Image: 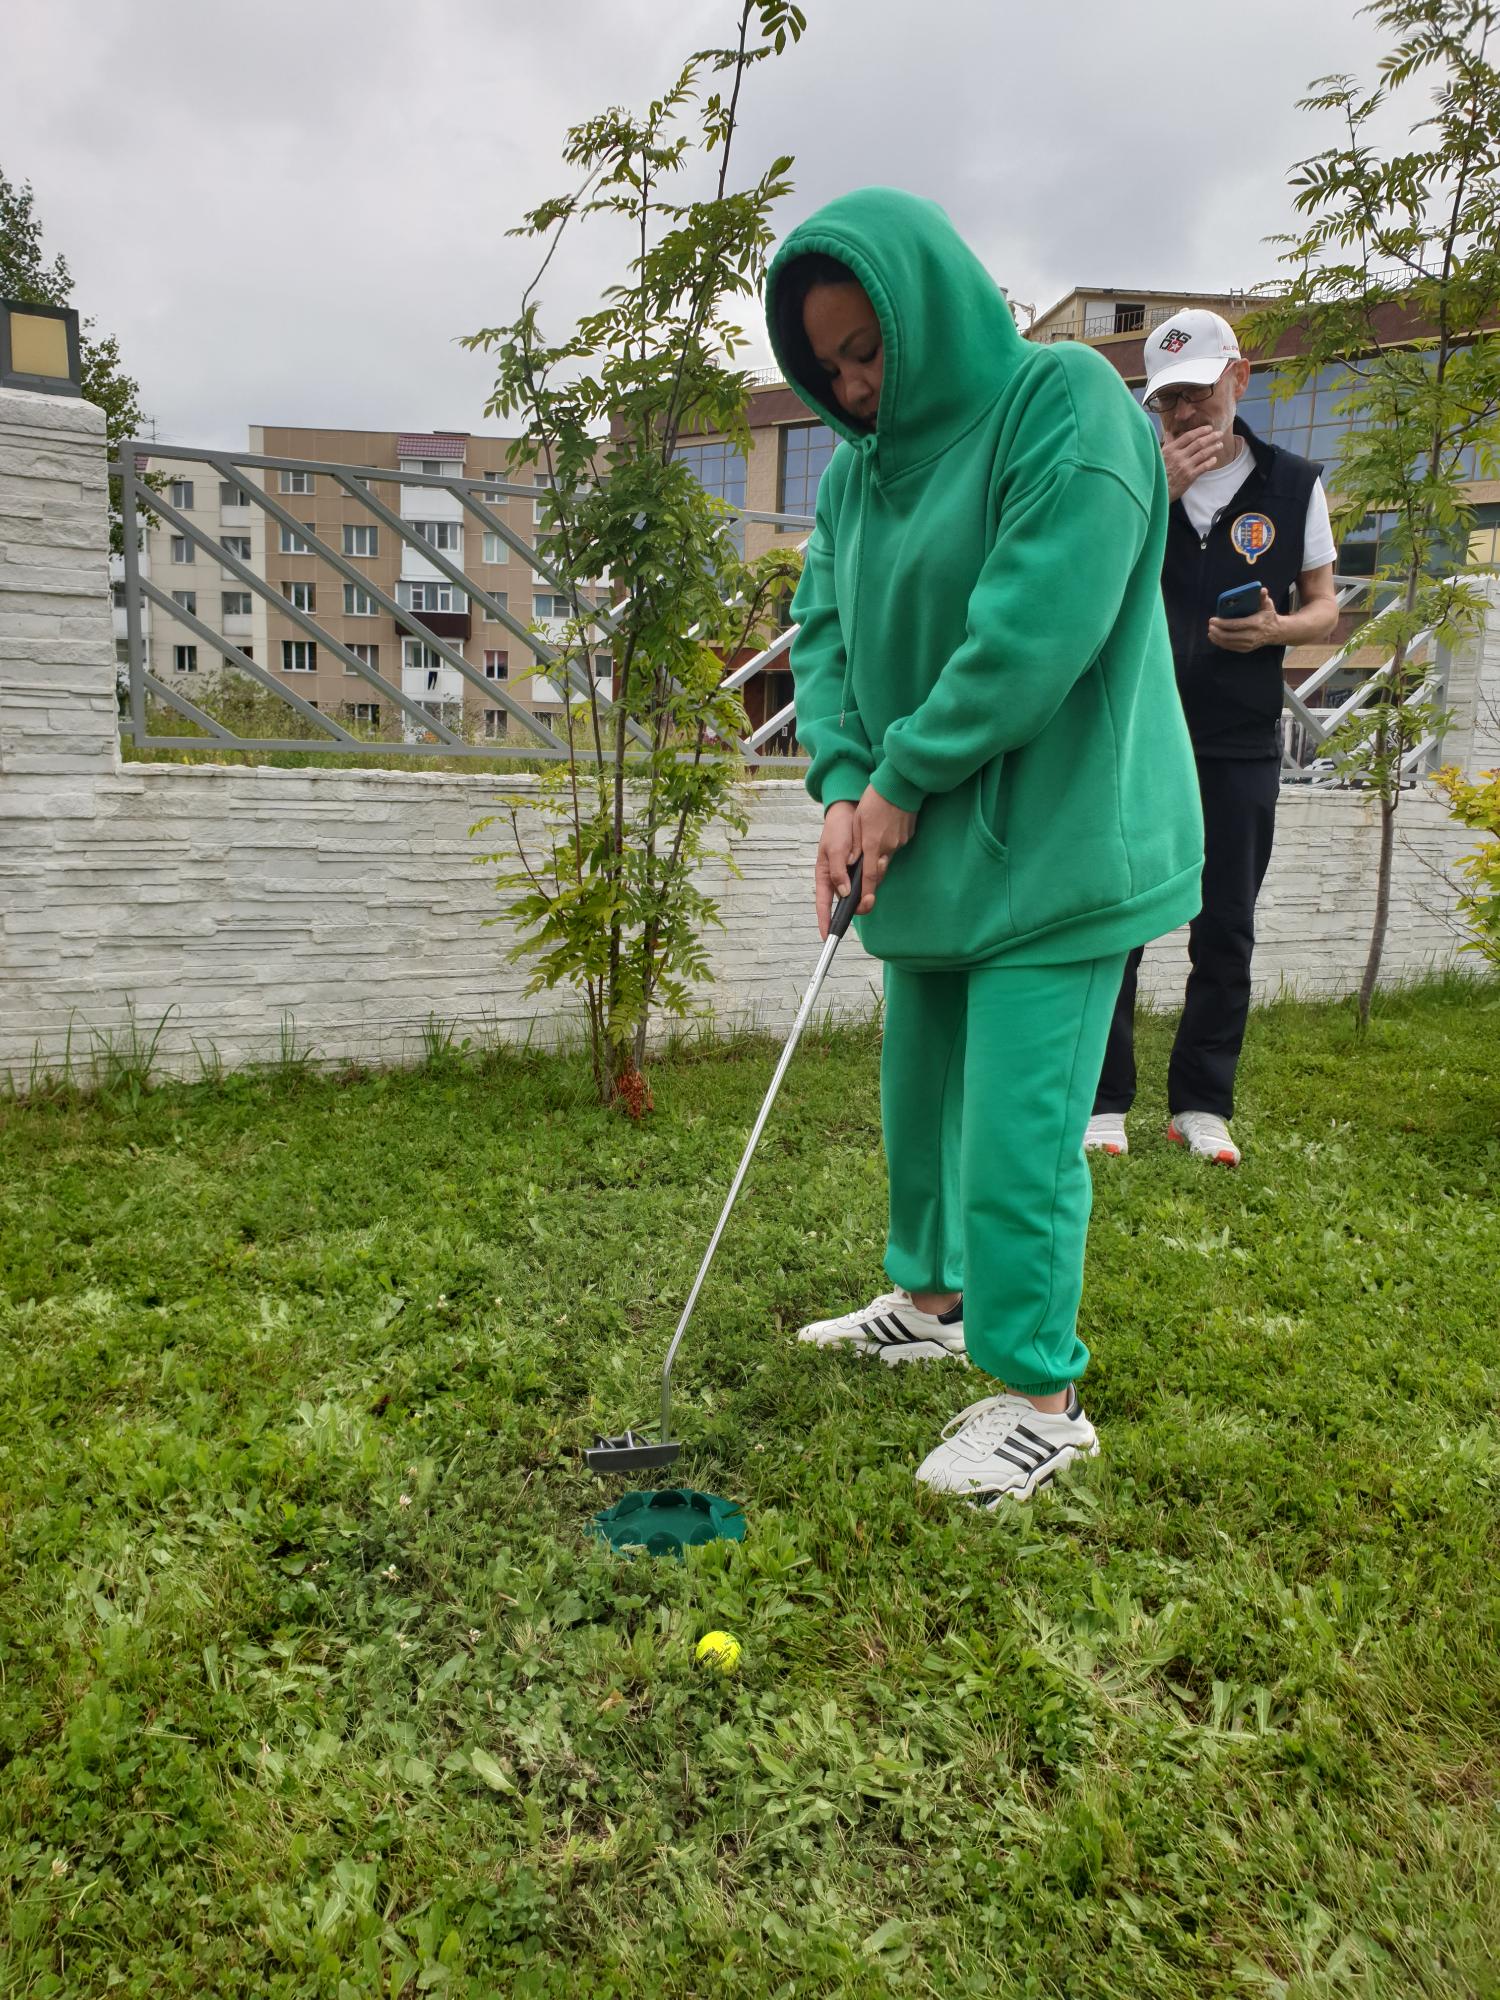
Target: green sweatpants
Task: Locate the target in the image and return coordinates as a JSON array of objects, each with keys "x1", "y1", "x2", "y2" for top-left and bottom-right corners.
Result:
[{"x1": 881, "y1": 954, "x2": 1126, "y2": 1396}]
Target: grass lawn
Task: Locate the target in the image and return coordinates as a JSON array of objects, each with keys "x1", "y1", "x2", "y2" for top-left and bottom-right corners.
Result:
[{"x1": 1, "y1": 978, "x2": 1498, "y2": 1998}]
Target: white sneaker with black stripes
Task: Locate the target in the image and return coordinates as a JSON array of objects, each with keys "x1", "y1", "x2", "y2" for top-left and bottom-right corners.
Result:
[
  {"x1": 795, "y1": 1287, "x2": 968, "y2": 1366},
  {"x1": 915, "y1": 1386, "x2": 1098, "y2": 1506}
]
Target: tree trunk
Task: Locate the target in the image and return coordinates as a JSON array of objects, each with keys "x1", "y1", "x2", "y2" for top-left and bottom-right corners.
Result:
[{"x1": 1357, "y1": 786, "x2": 1398, "y2": 1029}]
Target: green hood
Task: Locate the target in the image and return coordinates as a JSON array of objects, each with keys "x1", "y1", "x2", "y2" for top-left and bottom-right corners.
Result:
[
  {"x1": 767, "y1": 187, "x2": 1024, "y2": 483},
  {"x1": 766, "y1": 188, "x2": 1203, "y2": 971}
]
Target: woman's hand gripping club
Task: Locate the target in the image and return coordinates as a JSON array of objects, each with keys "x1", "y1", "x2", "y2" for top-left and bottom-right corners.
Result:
[{"x1": 816, "y1": 788, "x2": 918, "y2": 939}]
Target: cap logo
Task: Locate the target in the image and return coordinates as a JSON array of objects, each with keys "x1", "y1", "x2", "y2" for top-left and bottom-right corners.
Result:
[
  {"x1": 1230, "y1": 512, "x2": 1275, "y2": 564},
  {"x1": 1159, "y1": 329, "x2": 1191, "y2": 353}
]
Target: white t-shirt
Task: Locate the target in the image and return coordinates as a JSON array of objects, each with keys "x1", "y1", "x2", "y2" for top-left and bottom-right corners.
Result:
[{"x1": 1180, "y1": 441, "x2": 1337, "y2": 570}]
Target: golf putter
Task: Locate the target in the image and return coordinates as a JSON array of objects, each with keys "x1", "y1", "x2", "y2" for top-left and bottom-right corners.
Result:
[{"x1": 585, "y1": 855, "x2": 865, "y2": 1473}]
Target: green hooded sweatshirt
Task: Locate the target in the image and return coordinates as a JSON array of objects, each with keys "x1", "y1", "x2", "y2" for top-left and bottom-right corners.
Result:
[{"x1": 766, "y1": 188, "x2": 1204, "y2": 969}]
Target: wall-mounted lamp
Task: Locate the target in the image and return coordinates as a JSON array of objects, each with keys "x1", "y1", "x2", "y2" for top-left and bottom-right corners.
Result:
[{"x1": 1, "y1": 298, "x2": 83, "y2": 396}]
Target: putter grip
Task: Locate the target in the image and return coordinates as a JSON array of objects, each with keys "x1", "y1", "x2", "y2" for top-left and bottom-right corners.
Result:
[{"x1": 829, "y1": 855, "x2": 864, "y2": 939}]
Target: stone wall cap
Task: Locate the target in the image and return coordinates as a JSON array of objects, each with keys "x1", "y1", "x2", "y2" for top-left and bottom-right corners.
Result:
[{"x1": 0, "y1": 384, "x2": 108, "y2": 439}]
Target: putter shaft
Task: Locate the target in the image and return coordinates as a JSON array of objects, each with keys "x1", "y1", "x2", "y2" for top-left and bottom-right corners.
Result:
[{"x1": 657, "y1": 862, "x2": 862, "y2": 1446}]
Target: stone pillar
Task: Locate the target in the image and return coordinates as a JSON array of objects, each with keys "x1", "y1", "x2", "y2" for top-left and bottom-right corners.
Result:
[
  {"x1": 1, "y1": 388, "x2": 119, "y2": 1075},
  {"x1": 0, "y1": 386, "x2": 118, "y2": 783}
]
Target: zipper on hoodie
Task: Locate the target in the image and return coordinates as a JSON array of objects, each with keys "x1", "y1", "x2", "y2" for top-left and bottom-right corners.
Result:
[{"x1": 1190, "y1": 506, "x2": 1228, "y2": 646}]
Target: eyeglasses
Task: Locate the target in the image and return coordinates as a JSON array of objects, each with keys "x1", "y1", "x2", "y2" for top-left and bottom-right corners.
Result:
[{"x1": 1144, "y1": 382, "x2": 1218, "y2": 415}]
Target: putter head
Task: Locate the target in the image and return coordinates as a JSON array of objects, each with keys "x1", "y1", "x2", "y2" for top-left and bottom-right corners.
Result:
[{"x1": 584, "y1": 1429, "x2": 684, "y2": 1474}]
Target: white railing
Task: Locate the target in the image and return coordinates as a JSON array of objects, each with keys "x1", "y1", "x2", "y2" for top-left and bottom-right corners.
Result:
[{"x1": 1280, "y1": 574, "x2": 1452, "y2": 785}]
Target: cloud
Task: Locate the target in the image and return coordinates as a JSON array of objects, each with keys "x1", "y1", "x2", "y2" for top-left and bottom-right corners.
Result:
[{"x1": 2, "y1": 0, "x2": 1388, "y2": 446}]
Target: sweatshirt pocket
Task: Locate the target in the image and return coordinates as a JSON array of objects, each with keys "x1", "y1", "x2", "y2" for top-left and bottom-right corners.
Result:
[
  {"x1": 973, "y1": 752, "x2": 1009, "y2": 863},
  {"x1": 857, "y1": 767, "x2": 1015, "y2": 965}
]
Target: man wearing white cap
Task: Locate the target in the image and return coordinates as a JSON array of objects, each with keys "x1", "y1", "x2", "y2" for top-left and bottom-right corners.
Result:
[{"x1": 1085, "y1": 308, "x2": 1340, "y2": 1166}]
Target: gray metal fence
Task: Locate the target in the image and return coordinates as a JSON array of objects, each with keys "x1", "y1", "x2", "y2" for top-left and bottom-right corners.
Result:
[
  {"x1": 112, "y1": 441, "x2": 814, "y2": 766},
  {"x1": 111, "y1": 443, "x2": 1448, "y2": 787}
]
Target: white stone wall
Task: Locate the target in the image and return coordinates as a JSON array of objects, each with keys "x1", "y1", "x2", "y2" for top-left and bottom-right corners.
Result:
[{"x1": 1, "y1": 386, "x2": 1494, "y2": 1087}]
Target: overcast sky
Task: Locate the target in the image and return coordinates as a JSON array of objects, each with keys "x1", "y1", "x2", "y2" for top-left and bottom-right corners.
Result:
[{"x1": 3, "y1": 0, "x2": 1391, "y2": 448}]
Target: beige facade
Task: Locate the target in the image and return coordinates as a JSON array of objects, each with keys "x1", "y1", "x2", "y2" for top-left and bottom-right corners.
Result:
[{"x1": 246, "y1": 425, "x2": 614, "y2": 744}]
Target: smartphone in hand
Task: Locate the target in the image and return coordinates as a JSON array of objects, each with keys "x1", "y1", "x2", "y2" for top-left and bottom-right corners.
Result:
[{"x1": 1215, "y1": 582, "x2": 1264, "y2": 619}]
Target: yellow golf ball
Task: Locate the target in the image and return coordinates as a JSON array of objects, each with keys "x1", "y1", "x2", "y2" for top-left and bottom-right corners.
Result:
[{"x1": 695, "y1": 1630, "x2": 742, "y2": 1674}]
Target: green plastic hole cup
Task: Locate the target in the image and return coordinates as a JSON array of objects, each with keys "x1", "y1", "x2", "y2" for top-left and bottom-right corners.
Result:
[{"x1": 590, "y1": 1488, "x2": 746, "y2": 1559}]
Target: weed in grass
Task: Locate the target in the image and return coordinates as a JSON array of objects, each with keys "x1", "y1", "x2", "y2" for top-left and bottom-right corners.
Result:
[
  {"x1": 0, "y1": 978, "x2": 1496, "y2": 1996},
  {"x1": 261, "y1": 1011, "x2": 318, "y2": 1088},
  {"x1": 86, "y1": 1000, "x2": 175, "y2": 1109}
]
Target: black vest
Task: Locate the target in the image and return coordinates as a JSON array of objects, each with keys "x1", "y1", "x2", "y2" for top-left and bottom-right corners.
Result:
[{"x1": 1162, "y1": 420, "x2": 1321, "y2": 759}]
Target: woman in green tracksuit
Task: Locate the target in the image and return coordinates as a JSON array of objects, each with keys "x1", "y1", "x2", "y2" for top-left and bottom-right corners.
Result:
[{"x1": 765, "y1": 189, "x2": 1203, "y2": 1505}]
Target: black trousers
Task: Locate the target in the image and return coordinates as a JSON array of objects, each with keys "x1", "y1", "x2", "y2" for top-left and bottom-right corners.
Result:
[{"x1": 1095, "y1": 755, "x2": 1279, "y2": 1120}]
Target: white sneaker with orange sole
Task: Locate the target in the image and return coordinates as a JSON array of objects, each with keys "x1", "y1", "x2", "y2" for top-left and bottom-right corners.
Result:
[
  {"x1": 1083, "y1": 1113, "x2": 1129, "y2": 1156},
  {"x1": 1167, "y1": 1111, "x2": 1241, "y2": 1167}
]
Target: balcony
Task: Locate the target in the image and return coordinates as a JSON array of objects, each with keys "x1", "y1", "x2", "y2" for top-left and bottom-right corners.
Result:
[
  {"x1": 401, "y1": 663, "x2": 465, "y2": 707},
  {"x1": 407, "y1": 608, "x2": 470, "y2": 641},
  {"x1": 1038, "y1": 304, "x2": 1181, "y2": 344}
]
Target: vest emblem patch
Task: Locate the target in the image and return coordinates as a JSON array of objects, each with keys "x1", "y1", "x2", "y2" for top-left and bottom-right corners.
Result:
[{"x1": 1230, "y1": 512, "x2": 1276, "y2": 564}]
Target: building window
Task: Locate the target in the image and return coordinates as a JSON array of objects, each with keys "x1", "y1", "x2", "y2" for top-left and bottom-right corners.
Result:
[
  {"x1": 778, "y1": 422, "x2": 836, "y2": 518},
  {"x1": 346, "y1": 642, "x2": 380, "y2": 677},
  {"x1": 594, "y1": 653, "x2": 614, "y2": 694},
  {"x1": 533, "y1": 474, "x2": 555, "y2": 526},
  {"x1": 483, "y1": 707, "x2": 508, "y2": 739},
  {"x1": 343, "y1": 584, "x2": 377, "y2": 616},
  {"x1": 111, "y1": 580, "x2": 127, "y2": 608},
  {"x1": 484, "y1": 649, "x2": 508, "y2": 680},
  {"x1": 674, "y1": 438, "x2": 747, "y2": 552},
  {"x1": 350, "y1": 702, "x2": 381, "y2": 727},
  {"x1": 282, "y1": 640, "x2": 317, "y2": 672},
  {"x1": 674, "y1": 439, "x2": 747, "y2": 509},
  {"x1": 280, "y1": 523, "x2": 314, "y2": 555},
  {"x1": 397, "y1": 580, "x2": 465, "y2": 613},
  {"x1": 279, "y1": 470, "x2": 315, "y2": 494},
  {"x1": 481, "y1": 471, "x2": 506, "y2": 501},
  {"x1": 483, "y1": 591, "x2": 508, "y2": 623},
  {"x1": 240, "y1": 647, "x2": 253, "y2": 662},
  {"x1": 173, "y1": 644, "x2": 198, "y2": 673},
  {"x1": 282, "y1": 580, "x2": 315, "y2": 612},
  {"x1": 411, "y1": 519, "x2": 462, "y2": 552},
  {"x1": 169, "y1": 479, "x2": 195, "y2": 510},
  {"x1": 481, "y1": 531, "x2": 509, "y2": 564},
  {"x1": 219, "y1": 480, "x2": 249, "y2": 508},
  {"x1": 220, "y1": 534, "x2": 251, "y2": 563},
  {"x1": 402, "y1": 637, "x2": 455, "y2": 675},
  {"x1": 222, "y1": 591, "x2": 252, "y2": 617},
  {"x1": 534, "y1": 592, "x2": 573, "y2": 619},
  {"x1": 171, "y1": 590, "x2": 197, "y2": 615},
  {"x1": 343, "y1": 524, "x2": 378, "y2": 557},
  {"x1": 170, "y1": 535, "x2": 194, "y2": 564}
]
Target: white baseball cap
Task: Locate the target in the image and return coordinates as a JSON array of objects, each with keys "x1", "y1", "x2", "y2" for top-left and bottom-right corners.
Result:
[{"x1": 1142, "y1": 309, "x2": 1241, "y2": 401}]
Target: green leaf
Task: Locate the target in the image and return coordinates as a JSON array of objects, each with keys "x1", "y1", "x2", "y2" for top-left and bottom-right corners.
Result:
[{"x1": 469, "y1": 1747, "x2": 515, "y2": 1792}]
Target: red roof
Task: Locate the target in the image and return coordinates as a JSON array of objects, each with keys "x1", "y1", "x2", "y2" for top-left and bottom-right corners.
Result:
[{"x1": 396, "y1": 434, "x2": 467, "y2": 460}]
